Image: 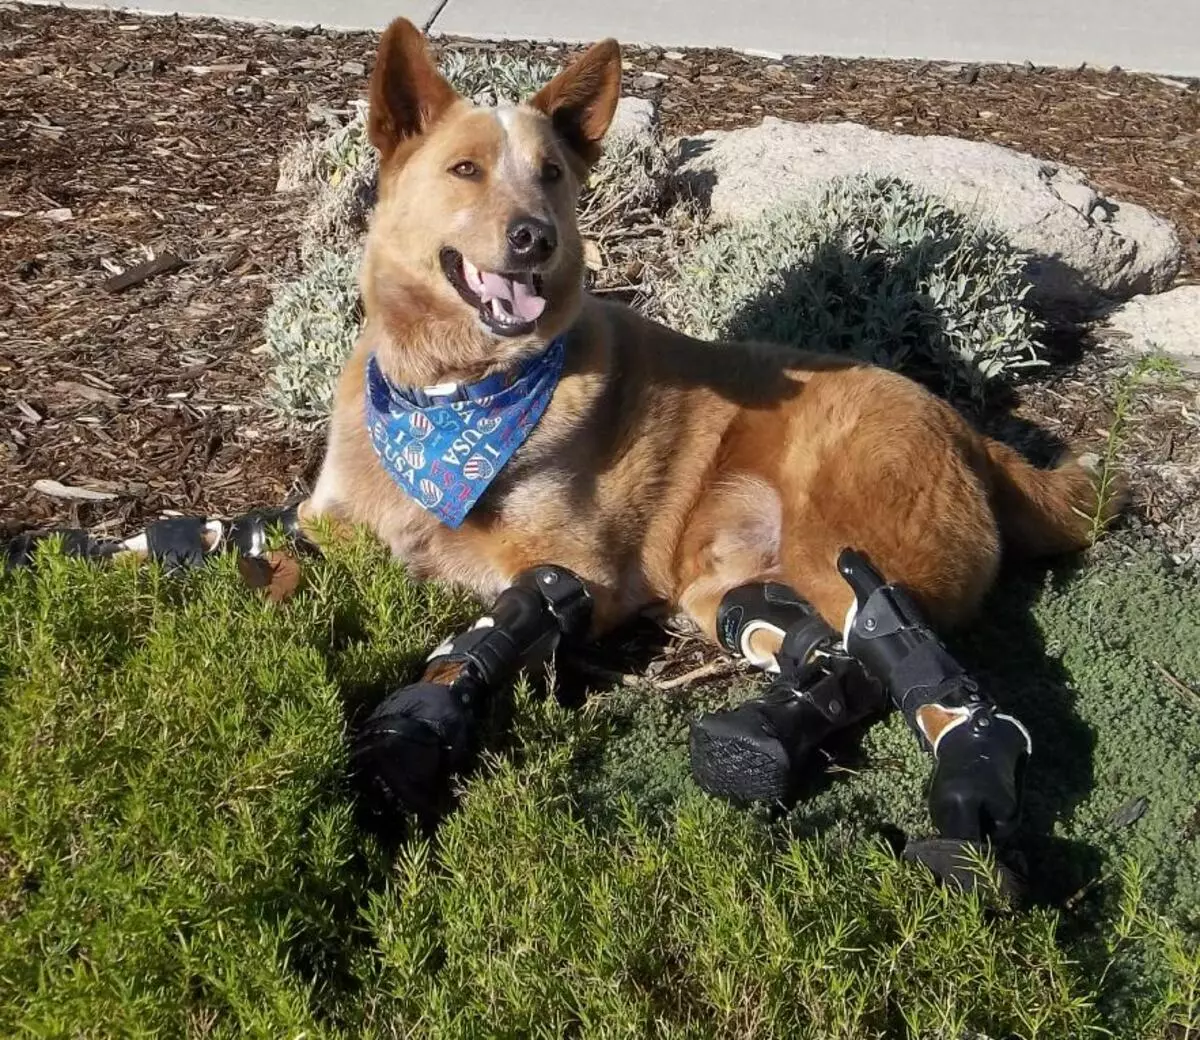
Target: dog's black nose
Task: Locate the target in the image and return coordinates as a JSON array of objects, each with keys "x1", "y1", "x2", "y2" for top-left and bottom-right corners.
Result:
[{"x1": 506, "y1": 216, "x2": 557, "y2": 264}]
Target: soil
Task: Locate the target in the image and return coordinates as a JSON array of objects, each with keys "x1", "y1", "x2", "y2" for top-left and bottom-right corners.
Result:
[{"x1": 2, "y1": 4, "x2": 1198, "y2": 559}]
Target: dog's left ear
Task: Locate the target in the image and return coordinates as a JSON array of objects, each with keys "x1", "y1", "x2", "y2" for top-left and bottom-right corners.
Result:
[{"x1": 530, "y1": 39, "x2": 622, "y2": 167}]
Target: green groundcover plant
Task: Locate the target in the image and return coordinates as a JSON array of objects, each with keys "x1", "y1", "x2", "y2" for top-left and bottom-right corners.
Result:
[{"x1": 2, "y1": 534, "x2": 1197, "y2": 1038}]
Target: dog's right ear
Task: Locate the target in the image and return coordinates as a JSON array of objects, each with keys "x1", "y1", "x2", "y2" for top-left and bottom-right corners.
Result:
[{"x1": 368, "y1": 18, "x2": 459, "y2": 161}]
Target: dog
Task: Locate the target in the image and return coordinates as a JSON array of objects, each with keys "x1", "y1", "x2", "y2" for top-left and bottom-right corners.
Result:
[
  {"x1": 304, "y1": 18, "x2": 1114, "y2": 655},
  {"x1": 300, "y1": 19, "x2": 1130, "y2": 842}
]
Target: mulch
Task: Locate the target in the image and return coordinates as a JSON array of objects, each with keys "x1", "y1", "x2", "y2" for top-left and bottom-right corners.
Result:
[{"x1": 2, "y1": 4, "x2": 1198, "y2": 547}]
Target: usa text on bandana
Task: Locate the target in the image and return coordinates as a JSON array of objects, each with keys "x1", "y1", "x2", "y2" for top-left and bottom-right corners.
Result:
[{"x1": 364, "y1": 338, "x2": 565, "y2": 528}]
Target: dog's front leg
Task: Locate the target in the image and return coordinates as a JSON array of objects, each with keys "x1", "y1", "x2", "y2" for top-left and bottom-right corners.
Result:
[{"x1": 348, "y1": 565, "x2": 592, "y2": 832}]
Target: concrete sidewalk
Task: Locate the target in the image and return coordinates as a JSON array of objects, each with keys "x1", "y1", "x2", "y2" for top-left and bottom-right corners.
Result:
[{"x1": 26, "y1": 0, "x2": 1200, "y2": 76}]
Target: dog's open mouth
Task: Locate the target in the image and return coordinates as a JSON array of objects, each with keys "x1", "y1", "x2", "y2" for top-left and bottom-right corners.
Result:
[{"x1": 440, "y1": 248, "x2": 547, "y2": 337}]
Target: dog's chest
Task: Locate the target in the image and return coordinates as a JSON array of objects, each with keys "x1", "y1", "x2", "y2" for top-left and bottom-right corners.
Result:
[
  {"x1": 373, "y1": 467, "x2": 572, "y2": 592},
  {"x1": 380, "y1": 502, "x2": 508, "y2": 596}
]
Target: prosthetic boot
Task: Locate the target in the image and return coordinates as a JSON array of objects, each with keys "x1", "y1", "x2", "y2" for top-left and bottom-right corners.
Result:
[
  {"x1": 689, "y1": 582, "x2": 887, "y2": 806},
  {"x1": 350, "y1": 565, "x2": 591, "y2": 830},
  {"x1": 4, "y1": 528, "x2": 122, "y2": 572},
  {"x1": 838, "y1": 548, "x2": 1032, "y2": 847}
]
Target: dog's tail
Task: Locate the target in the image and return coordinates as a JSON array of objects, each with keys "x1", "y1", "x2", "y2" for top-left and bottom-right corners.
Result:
[{"x1": 979, "y1": 437, "x2": 1126, "y2": 558}]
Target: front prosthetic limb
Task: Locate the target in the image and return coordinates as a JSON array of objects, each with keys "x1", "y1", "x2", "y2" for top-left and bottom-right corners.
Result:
[
  {"x1": 349, "y1": 566, "x2": 591, "y2": 830},
  {"x1": 689, "y1": 582, "x2": 887, "y2": 806}
]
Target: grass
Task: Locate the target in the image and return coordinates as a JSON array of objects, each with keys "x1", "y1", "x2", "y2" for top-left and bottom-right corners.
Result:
[
  {"x1": 2, "y1": 534, "x2": 1199, "y2": 1037},
  {"x1": 1088, "y1": 353, "x2": 1183, "y2": 544}
]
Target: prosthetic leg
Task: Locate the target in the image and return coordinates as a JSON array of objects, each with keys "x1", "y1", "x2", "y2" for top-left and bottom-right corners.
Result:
[
  {"x1": 349, "y1": 565, "x2": 591, "y2": 831},
  {"x1": 689, "y1": 553, "x2": 1031, "y2": 894},
  {"x1": 4, "y1": 504, "x2": 312, "y2": 574},
  {"x1": 837, "y1": 549, "x2": 1031, "y2": 846},
  {"x1": 689, "y1": 582, "x2": 887, "y2": 806}
]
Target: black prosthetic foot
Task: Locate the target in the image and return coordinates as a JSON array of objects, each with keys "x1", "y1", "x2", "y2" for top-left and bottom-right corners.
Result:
[
  {"x1": 349, "y1": 566, "x2": 592, "y2": 832},
  {"x1": 4, "y1": 528, "x2": 122, "y2": 573},
  {"x1": 690, "y1": 659, "x2": 886, "y2": 807},
  {"x1": 350, "y1": 679, "x2": 477, "y2": 829},
  {"x1": 902, "y1": 837, "x2": 1028, "y2": 905}
]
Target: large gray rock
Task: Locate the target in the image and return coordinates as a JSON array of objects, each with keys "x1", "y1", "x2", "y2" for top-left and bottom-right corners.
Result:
[
  {"x1": 1102, "y1": 285, "x2": 1200, "y2": 374},
  {"x1": 608, "y1": 97, "x2": 658, "y2": 148},
  {"x1": 675, "y1": 118, "x2": 1182, "y2": 314}
]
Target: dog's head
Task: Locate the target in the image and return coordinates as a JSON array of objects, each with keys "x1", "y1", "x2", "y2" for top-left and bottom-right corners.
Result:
[{"x1": 362, "y1": 18, "x2": 621, "y2": 384}]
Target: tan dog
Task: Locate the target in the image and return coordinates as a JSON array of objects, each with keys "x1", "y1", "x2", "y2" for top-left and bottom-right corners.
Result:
[{"x1": 306, "y1": 18, "x2": 1114, "y2": 660}]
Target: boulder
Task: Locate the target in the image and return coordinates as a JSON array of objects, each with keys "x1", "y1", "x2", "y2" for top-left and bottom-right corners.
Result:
[
  {"x1": 609, "y1": 96, "x2": 658, "y2": 148},
  {"x1": 1102, "y1": 284, "x2": 1200, "y2": 374},
  {"x1": 674, "y1": 118, "x2": 1182, "y2": 314}
]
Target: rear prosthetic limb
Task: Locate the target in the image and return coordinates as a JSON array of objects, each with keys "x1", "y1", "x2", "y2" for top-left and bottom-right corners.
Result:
[{"x1": 689, "y1": 553, "x2": 1032, "y2": 894}]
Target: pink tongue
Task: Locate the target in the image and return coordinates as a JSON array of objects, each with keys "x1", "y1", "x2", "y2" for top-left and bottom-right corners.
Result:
[
  {"x1": 477, "y1": 271, "x2": 546, "y2": 322},
  {"x1": 510, "y1": 279, "x2": 547, "y2": 321}
]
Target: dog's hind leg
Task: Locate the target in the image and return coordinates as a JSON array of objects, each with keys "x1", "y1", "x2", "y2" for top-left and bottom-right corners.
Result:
[
  {"x1": 688, "y1": 557, "x2": 1031, "y2": 898},
  {"x1": 686, "y1": 578, "x2": 888, "y2": 806},
  {"x1": 674, "y1": 476, "x2": 888, "y2": 804},
  {"x1": 837, "y1": 549, "x2": 1031, "y2": 858}
]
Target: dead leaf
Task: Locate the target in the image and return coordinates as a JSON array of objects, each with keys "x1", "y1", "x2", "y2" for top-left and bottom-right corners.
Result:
[{"x1": 237, "y1": 550, "x2": 302, "y2": 603}]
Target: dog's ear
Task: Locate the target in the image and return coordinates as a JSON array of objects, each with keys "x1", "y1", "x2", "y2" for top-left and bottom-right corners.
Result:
[
  {"x1": 529, "y1": 39, "x2": 622, "y2": 167},
  {"x1": 368, "y1": 17, "x2": 459, "y2": 160}
]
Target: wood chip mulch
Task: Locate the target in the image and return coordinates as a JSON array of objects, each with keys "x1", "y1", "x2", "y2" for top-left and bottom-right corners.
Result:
[{"x1": 2, "y1": 4, "x2": 1197, "y2": 547}]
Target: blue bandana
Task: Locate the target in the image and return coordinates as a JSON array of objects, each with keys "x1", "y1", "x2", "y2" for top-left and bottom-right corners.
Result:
[{"x1": 364, "y1": 337, "x2": 566, "y2": 528}]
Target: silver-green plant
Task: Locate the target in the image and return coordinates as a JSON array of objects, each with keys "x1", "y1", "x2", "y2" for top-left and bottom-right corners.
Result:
[
  {"x1": 263, "y1": 249, "x2": 362, "y2": 424},
  {"x1": 656, "y1": 176, "x2": 1045, "y2": 398},
  {"x1": 440, "y1": 50, "x2": 559, "y2": 104}
]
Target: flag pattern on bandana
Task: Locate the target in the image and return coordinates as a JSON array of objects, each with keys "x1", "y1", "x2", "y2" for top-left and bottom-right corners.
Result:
[{"x1": 364, "y1": 337, "x2": 566, "y2": 529}]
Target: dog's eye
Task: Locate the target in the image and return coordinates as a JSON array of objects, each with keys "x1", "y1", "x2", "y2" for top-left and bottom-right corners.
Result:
[
  {"x1": 450, "y1": 160, "x2": 480, "y2": 179},
  {"x1": 541, "y1": 161, "x2": 562, "y2": 183}
]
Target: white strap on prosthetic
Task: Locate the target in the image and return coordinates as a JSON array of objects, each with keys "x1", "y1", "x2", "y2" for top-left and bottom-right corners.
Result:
[
  {"x1": 738, "y1": 619, "x2": 787, "y2": 673},
  {"x1": 995, "y1": 712, "x2": 1035, "y2": 755},
  {"x1": 916, "y1": 704, "x2": 1035, "y2": 758},
  {"x1": 427, "y1": 615, "x2": 494, "y2": 662},
  {"x1": 842, "y1": 599, "x2": 858, "y2": 648}
]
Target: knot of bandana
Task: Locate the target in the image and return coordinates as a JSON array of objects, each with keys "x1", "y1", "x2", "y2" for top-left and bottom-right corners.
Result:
[{"x1": 364, "y1": 337, "x2": 566, "y2": 528}]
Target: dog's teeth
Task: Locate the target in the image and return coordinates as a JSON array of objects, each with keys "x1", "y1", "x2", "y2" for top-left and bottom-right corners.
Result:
[{"x1": 463, "y1": 259, "x2": 483, "y2": 293}]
